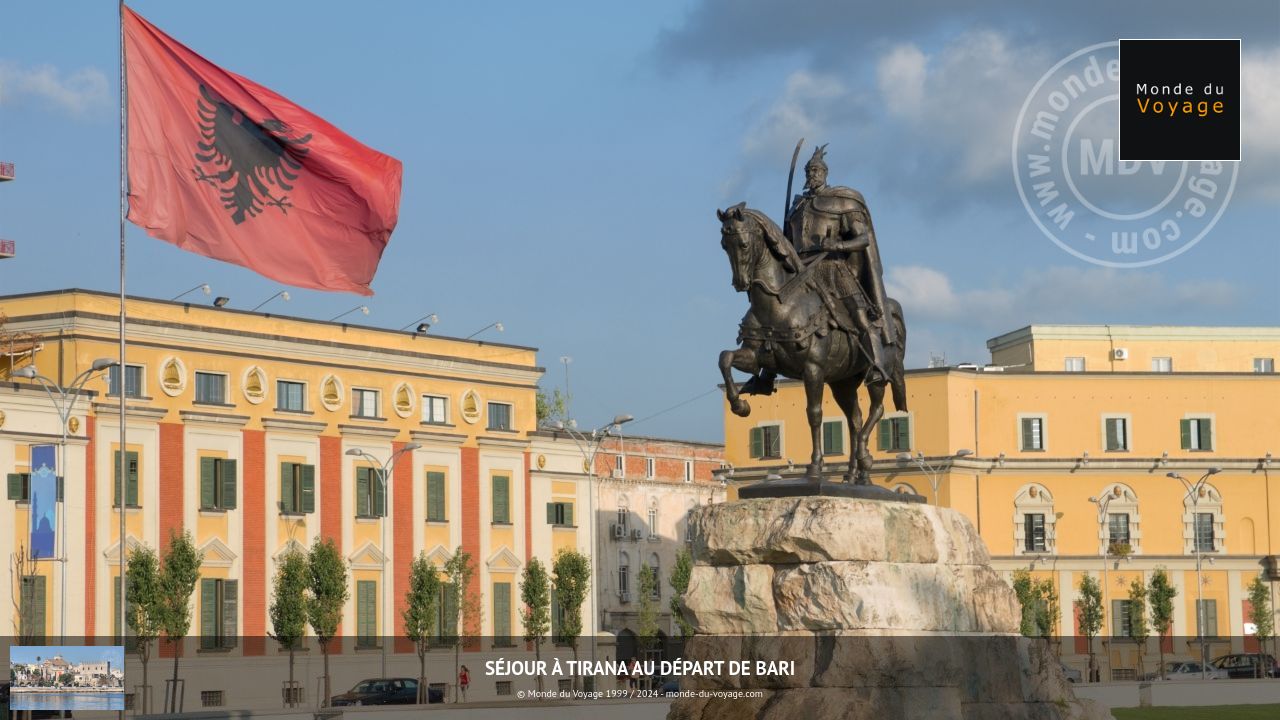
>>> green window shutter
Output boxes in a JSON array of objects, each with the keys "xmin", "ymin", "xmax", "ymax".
[
  {"xmin": 201, "ymin": 579, "xmax": 218, "ymax": 650},
  {"xmin": 550, "ymin": 586, "xmax": 561, "ymax": 642},
  {"xmin": 1106, "ymin": 419, "xmax": 1119, "ymax": 451},
  {"xmin": 126, "ymin": 451, "xmax": 139, "ymax": 506},
  {"xmin": 56, "ymin": 476, "xmax": 63, "ymax": 502},
  {"xmin": 371, "ymin": 469, "xmax": 386, "ymax": 518},
  {"xmin": 749, "ymin": 427, "xmax": 763, "ymax": 459},
  {"xmin": 113, "ymin": 451, "xmax": 122, "ymax": 506},
  {"xmin": 222, "ymin": 459, "xmax": 238, "ymax": 510},
  {"xmin": 300, "ymin": 465, "xmax": 316, "ymax": 513},
  {"xmin": 200, "ymin": 458, "xmax": 217, "ymax": 509},
  {"xmin": 1021, "ymin": 419, "xmax": 1034, "ymax": 450},
  {"xmin": 894, "ymin": 418, "xmax": 910, "ymax": 451},
  {"xmin": 1180, "ymin": 419, "xmax": 1192, "ymax": 450},
  {"xmin": 494, "ymin": 582, "xmax": 511, "ymax": 644},
  {"xmin": 280, "ymin": 463, "xmax": 294, "ymax": 513},
  {"xmin": 823, "ymin": 421, "xmax": 843, "ymax": 455},
  {"xmin": 356, "ymin": 467, "xmax": 371, "ymax": 517},
  {"xmin": 222, "ymin": 580, "xmax": 238, "ymax": 648},
  {"xmin": 21, "ymin": 575, "xmax": 46, "ymax": 642},
  {"xmin": 493, "ymin": 475, "xmax": 509, "ymax": 523},
  {"xmin": 546, "ymin": 502, "xmax": 555, "ymax": 525},
  {"xmin": 357, "ymin": 580, "xmax": 376, "ymax": 645},
  {"xmin": 443, "ymin": 583, "xmax": 458, "ymax": 639},
  {"xmin": 1198, "ymin": 419, "xmax": 1212, "ymax": 451},
  {"xmin": 8, "ymin": 473, "xmax": 22, "ymax": 500},
  {"xmin": 877, "ymin": 420, "xmax": 890, "ymax": 451},
  {"xmin": 565, "ymin": 502, "xmax": 574, "ymax": 527},
  {"xmin": 427, "ymin": 472, "xmax": 445, "ymax": 521}
]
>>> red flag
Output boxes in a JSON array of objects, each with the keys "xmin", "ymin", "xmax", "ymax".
[{"xmin": 123, "ymin": 6, "xmax": 402, "ymax": 296}]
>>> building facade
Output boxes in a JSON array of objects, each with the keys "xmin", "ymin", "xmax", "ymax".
[
  {"xmin": 0, "ymin": 289, "xmax": 597, "ymax": 706},
  {"xmin": 724, "ymin": 325, "xmax": 1280, "ymax": 680}
]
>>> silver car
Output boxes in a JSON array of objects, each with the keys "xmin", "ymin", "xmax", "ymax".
[{"xmin": 1145, "ymin": 661, "xmax": 1229, "ymax": 681}]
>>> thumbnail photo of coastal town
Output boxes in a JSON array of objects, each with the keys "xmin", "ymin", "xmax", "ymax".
[{"xmin": 8, "ymin": 646, "xmax": 125, "ymax": 712}]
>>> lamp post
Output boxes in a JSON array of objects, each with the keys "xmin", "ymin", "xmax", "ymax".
[
  {"xmin": 540, "ymin": 413, "xmax": 633, "ymax": 678},
  {"xmin": 465, "ymin": 322, "xmax": 504, "ymax": 340},
  {"xmin": 250, "ymin": 290, "xmax": 290, "ymax": 312},
  {"xmin": 14, "ymin": 358, "xmax": 117, "ymax": 644},
  {"xmin": 1088, "ymin": 493, "xmax": 1116, "ymax": 683},
  {"xmin": 1167, "ymin": 467, "xmax": 1222, "ymax": 678},
  {"xmin": 345, "ymin": 442, "xmax": 422, "ymax": 677},
  {"xmin": 895, "ymin": 449, "xmax": 973, "ymax": 504}
]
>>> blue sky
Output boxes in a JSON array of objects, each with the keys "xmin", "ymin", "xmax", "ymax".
[
  {"xmin": 11, "ymin": 645, "xmax": 124, "ymax": 667},
  {"xmin": 0, "ymin": 1, "xmax": 1276, "ymax": 442}
]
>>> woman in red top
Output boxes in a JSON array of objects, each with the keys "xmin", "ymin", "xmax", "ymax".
[{"xmin": 458, "ymin": 665, "xmax": 470, "ymax": 703}]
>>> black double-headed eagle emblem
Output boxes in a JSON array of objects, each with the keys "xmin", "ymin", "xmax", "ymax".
[{"xmin": 192, "ymin": 84, "xmax": 312, "ymax": 224}]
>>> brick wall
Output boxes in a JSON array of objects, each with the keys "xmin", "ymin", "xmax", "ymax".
[{"xmin": 158, "ymin": 423, "xmax": 185, "ymax": 550}]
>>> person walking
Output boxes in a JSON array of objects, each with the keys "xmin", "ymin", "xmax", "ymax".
[{"xmin": 458, "ymin": 665, "xmax": 470, "ymax": 703}]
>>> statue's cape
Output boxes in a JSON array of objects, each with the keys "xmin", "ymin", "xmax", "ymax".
[{"xmin": 810, "ymin": 186, "xmax": 867, "ymax": 215}]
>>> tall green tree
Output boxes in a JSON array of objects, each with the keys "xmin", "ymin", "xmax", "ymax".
[
  {"xmin": 535, "ymin": 387, "xmax": 570, "ymax": 423},
  {"xmin": 552, "ymin": 549, "xmax": 591, "ymax": 691},
  {"xmin": 1247, "ymin": 575, "xmax": 1275, "ymax": 677},
  {"xmin": 520, "ymin": 557, "xmax": 551, "ymax": 693},
  {"xmin": 306, "ymin": 538, "xmax": 349, "ymax": 707},
  {"xmin": 159, "ymin": 530, "xmax": 203, "ymax": 713},
  {"xmin": 1147, "ymin": 568, "xmax": 1177, "ymax": 679},
  {"xmin": 1012, "ymin": 569, "xmax": 1055, "ymax": 639},
  {"xmin": 269, "ymin": 548, "xmax": 309, "ymax": 705},
  {"xmin": 669, "ymin": 548, "xmax": 695, "ymax": 637},
  {"xmin": 125, "ymin": 544, "xmax": 164, "ymax": 713},
  {"xmin": 443, "ymin": 546, "xmax": 481, "ymax": 702},
  {"xmin": 1077, "ymin": 574, "xmax": 1104, "ymax": 682},
  {"xmin": 1126, "ymin": 577, "xmax": 1149, "ymax": 679},
  {"xmin": 403, "ymin": 552, "xmax": 441, "ymax": 702}
]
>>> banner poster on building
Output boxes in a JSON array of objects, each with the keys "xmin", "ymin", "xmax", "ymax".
[{"xmin": 29, "ymin": 444, "xmax": 56, "ymax": 559}]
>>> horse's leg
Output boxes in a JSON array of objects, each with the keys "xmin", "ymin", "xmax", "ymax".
[
  {"xmin": 719, "ymin": 347, "xmax": 758, "ymax": 418},
  {"xmin": 828, "ymin": 377, "xmax": 860, "ymax": 484},
  {"xmin": 858, "ymin": 381, "xmax": 887, "ymax": 485},
  {"xmin": 802, "ymin": 363, "xmax": 825, "ymax": 482}
]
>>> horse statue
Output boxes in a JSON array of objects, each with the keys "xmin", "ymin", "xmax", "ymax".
[{"xmin": 716, "ymin": 202, "xmax": 907, "ymax": 486}]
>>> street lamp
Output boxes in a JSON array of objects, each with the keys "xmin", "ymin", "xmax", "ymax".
[
  {"xmin": 894, "ymin": 449, "xmax": 973, "ymax": 505},
  {"xmin": 170, "ymin": 284, "xmax": 210, "ymax": 302},
  {"xmin": 1087, "ymin": 494, "xmax": 1115, "ymax": 683},
  {"xmin": 1167, "ymin": 467, "xmax": 1222, "ymax": 677},
  {"xmin": 399, "ymin": 314, "xmax": 439, "ymax": 333},
  {"xmin": 465, "ymin": 322, "xmax": 503, "ymax": 340},
  {"xmin": 345, "ymin": 442, "xmax": 422, "ymax": 677},
  {"xmin": 539, "ymin": 413, "xmax": 633, "ymax": 680},
  {"xmin": 250, "ymin": 290, "xmax": 290, "ymax": 312},
  {"xmin": 14, "ymin": 358, "xmax": 117, "ymax": 643},
  {"xmin": 330, "ymin": 305, "xmax": 370, "ymax": 323}
]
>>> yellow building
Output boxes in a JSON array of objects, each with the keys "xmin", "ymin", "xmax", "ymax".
[
  {"xmin": 0, "ymin": 288, "xmax": 595, "ymax": 705},
  {"xmin": 724, "ymin": 325, "xmax": 1280, "ymax": 679}
]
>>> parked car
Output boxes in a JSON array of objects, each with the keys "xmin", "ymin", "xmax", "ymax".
[
  {"xmin": 1211, "ymin": 653, "xmax": 1280, "ymax": 679},
  {"xmin": 329, "ymin": 678, "xmax": 441, "ymax": 706},
  {"xmin": 1143, "ymin": 661, "xmax": 1229, "ymax": 681},
  {"xmin": 1058, "ymin": 662, "xmax": 1082, "ymax": 683}
]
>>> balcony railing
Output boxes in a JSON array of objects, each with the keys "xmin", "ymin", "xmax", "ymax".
[{"xmin": 0, "ymin": 161, "xmax": 13, "ymax": 180}]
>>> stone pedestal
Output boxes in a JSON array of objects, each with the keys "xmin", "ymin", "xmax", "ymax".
[{"xmin": 668, "ymin": 497, "xmax": 1112, "ymax": 720}]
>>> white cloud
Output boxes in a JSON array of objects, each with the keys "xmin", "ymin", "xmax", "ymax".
[
  {"xmin": 0, "ymin": 62, "xmax": 109, "ymax": 116},
  {"xmin": 877, "ymin": 45, "xmax": 927, "ymax": 117},
  {"xmin": 1240, "ymin": 48, "xmax": 1280, "ymax": 200}
]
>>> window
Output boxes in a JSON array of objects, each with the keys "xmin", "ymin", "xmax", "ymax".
[
  {"xmin": 1064, "ymin": 357, "xmax": 1085, "ymax": 372},
  {"xmin": 495, "ymin": 681, "xmax": 513, "ymax": 696},
  {"xmin": 493, "ymin": 582, "xmax": 512, "ymax": 646},
  {"xmin": 1194, "ymin": 513, "xmax": 1215, "ymax": 552},
  {"xmin": 200, "ymin": 691, "xmax": 225, "ymax": 707},
  {"xmin": 279, "ymin": 462, "xmax": 316, "ymax": 514},
  {"xmin": 352, "ymin": 389, "xmax": 379, "ymax": 418},
  {"xmin": 113, "ymin": 450, "xmax": 140, "ymax": 508},
  {"xmin": 426, "ymin": 471, "xmax": 446, "ymax": 522},
  {"xmin": 618, "ymin": 564, "xmax": 630, "ymax": 599},
  {"xmin": 7, "ymin": 472, "xmax": 31, "ymax": 502},
  {"xmin": 1020, "ymin": 417, "xmax": 1045, "ymax": 451},
  {"xmin": 20, "ymin": 575, "xmax": 45, "ymax": 642},
  {"xmin": 356, "ymin": 580, "xmax": 377, "ymax": 648},
  {"xmin": 547, "ymin": 501, "xmax": 573, "ymax": 526},
  {"xmin": 822, "ymin": 420, "xmax": 844, "ymax": 455},
  {"xmin": 616, "ymin": 507, "xmax": 628, "ymax": 534},
  {"xmin": 492, "ymin": 475, "xmax": 510, "ymax": 523},
  {"xmin": 1255, "ymin": 358, "xmax": 1274, "ymax": 373},
  {"xmin": 194, "ymin": 372, "xmax": 226, "ymax": 404},
  {"xmin": 422, "ymin": 395, "xmax": 449, "ymax": 424},
  {"xmin": 355, "ymin": 466, "xmax": 385, "ymax": 519},
  {"xmin": 199, "ymin": 457, "xmax": 238, "ymax": 511},
  {"xmin": 648, "ymin": 507, "xmax": 658, "ymax": 538},
  {"xmin": 1180, "ymin": 418, "xmax": 1213, "ymax": 451},
  {"xmin": 107, "ymin": 364, "xmax": 144, "ymax": 398},
  {"xmin": 200, "ymin": 578, "xmax": 238, "ymax": 649},
  {"xmin": 749, "ymin": 425, "xmax": 782, "ymax": 459},
  {"xmin": 684, "ymin": 460, "xmax": 693, "ymax": 482},
  {"xmin": 649, "ymin": 557, "xmax": 661, "ymax": 600},
  {"xmin": 877, "ymin": 416, "xmax": 911, "ymax": 452},
  {"xmin": 487, "ymin": 402, "xmax": 512, "ymax": 431},
  {"xmin": 276, "ymin": 380, "xmax": 305, "ymax": 411},
  {"xmin": 1151, "ymin": 357, "xmax": 1172, "ymax": 373},
  {"xmin": 645, "ymin": 457, "xmax": 655, "ymax": 478},
  {"xmin": 435, "ymin": 583, "xmax": 458, "ymax": 645},
  {"xmin": 1108, "ymin": 513, "xmax": 1131, "ymax": 547},
  {"xmin": 1104, "ymin": 417, "xmax": 1129, "ymax": 451},
  {"xmin": 1196, "ymin": 599, "xmax": 1218, "ymax": 637},
  {"xmin": 1111, "ymin": 599, "xmax": 1132, "ymax": 637},
  {"xmin": 615, "ymin": 454, "xmax": 624, "ymax": 474},
  {"xmin": 1023, "ymin": 514, "xmax": 1046, "ymax": 552}
]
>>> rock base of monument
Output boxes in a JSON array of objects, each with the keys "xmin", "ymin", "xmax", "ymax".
[{"xmin": 668, "ymin": 496, "xmax": 1112, "ymax": 720}]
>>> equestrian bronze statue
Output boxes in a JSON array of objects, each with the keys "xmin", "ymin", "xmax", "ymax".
[{"xmin": 718, "ymin": 144, "xmax": 910, "ymax": 496}]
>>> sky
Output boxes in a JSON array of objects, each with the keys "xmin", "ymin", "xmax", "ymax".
[
  {"xmin": 11, "ymin": 645, "xmax": 124, "ymax": 667},
  {"xmin": 0, "ymin": 1, "xmax": 1276, "ymax": 443}
]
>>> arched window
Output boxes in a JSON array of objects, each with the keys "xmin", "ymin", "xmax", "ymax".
[
  {"xmin": 647, "ymin": 497, "xmax": 658, "ymax": 540},
  {"xmin": 1183, "ymin": 482, "xmax": 1224, "ymax": 554},
  {"xmin": 616, "ymin": 494, "xmax": 630, "ymax": 537},
  {"xmin": 1095, "ymin": 483, "xmax": 1141, "ymax": 555},
  {"xmin": 1013, "ymin": 483, "xmax": 1056, "ymax": 555},
  {"xmin": 648, "ymin": 552, "xmax": 661, "ymax": 600},
  {"xmin": 618, "ymin": 550, "xmax": 631, "ymax": 601}
]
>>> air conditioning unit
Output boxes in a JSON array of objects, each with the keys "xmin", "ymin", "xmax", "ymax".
[
  {"xmin": 631, "ymin": 529, "xmax": 643, "ymax": 541},
  {"xmin": 612, "ymin": 469, "xmax": 626, "ymax": 479},
  {"xmin": 1112, "ymin": 348, "xmax": 1129, "ymax": 361},
  {"xmin": 619, "ymin": 590, "xmax": 631, "ymax": 603},
  {"xmin": 612, "ymin": 524, "xmax": 625, "ymax": 540}
]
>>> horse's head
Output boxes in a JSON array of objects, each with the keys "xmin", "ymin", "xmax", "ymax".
[{"xmin": 717, "ymin": 202, "xmax": 759, "ymax": 292}]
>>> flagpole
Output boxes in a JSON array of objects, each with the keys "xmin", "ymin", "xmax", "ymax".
[{"xmin": 118, "ymin": 4, "xmax": 130, "ymax": 714}]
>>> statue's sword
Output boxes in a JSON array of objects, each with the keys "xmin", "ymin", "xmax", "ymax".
[{"xmin": 784, "ymin": 137, "xmax": 805, "ymax": 225}]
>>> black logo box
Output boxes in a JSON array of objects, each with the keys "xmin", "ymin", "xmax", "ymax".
[{"xmin": 1119, "ymin": 39, "xmax": 1241, "ymax": 162}]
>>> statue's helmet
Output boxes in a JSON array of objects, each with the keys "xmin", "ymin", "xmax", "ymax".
[{"xmin": 804, "ymin": 144, "xmax": 829, "ymax": 174}]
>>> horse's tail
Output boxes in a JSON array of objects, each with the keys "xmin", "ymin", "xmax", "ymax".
[{"xmin": 888, "ymin": 298, "xmax": 908, "ymax": 412}]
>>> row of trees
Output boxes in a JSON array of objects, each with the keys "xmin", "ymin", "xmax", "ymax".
[
  {"xmin": 122, "ymin": 530, "xmax": 203, "ymax": 714},
  {"xmin": 1014, "ymin": 568, "xmax": 1275, "ymax": 682}
]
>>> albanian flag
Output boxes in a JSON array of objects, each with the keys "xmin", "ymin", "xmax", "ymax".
[{"xmin": 124, "ymin": 6, "xmax": 402, "ymax": 296}]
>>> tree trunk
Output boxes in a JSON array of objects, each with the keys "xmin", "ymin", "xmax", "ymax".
[
  {"xmin": 141, "ymin": 653, "xmax": 150, "ymax": 714},
  {"xmin": 288, "ymin": 648, "xmax": 296, "ymax": 706},
  {"xmin": 321, "ymin": 638, "xmax": 332, "ymax": 707},
  {"xmin": 571, "ymin": 639, "xmax": 580, "ymax": 691},
  {"xmin": 418, "ymin": 648, "xmax": 427, "ymax": 703},
  {"xmin": 454, "ymin": 644, "xmax": 460, "ymax": 702},
  {"xmin": 535, "ymin": 638, "xmax": 543, "ymax": 692},
  {"xmin": 170, "ymin": 639, "xmax": 181, "ymax": 713},
  {"xmin": 1157, "ymin": 638, "xmax": 1165, "ymax": 680}
]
